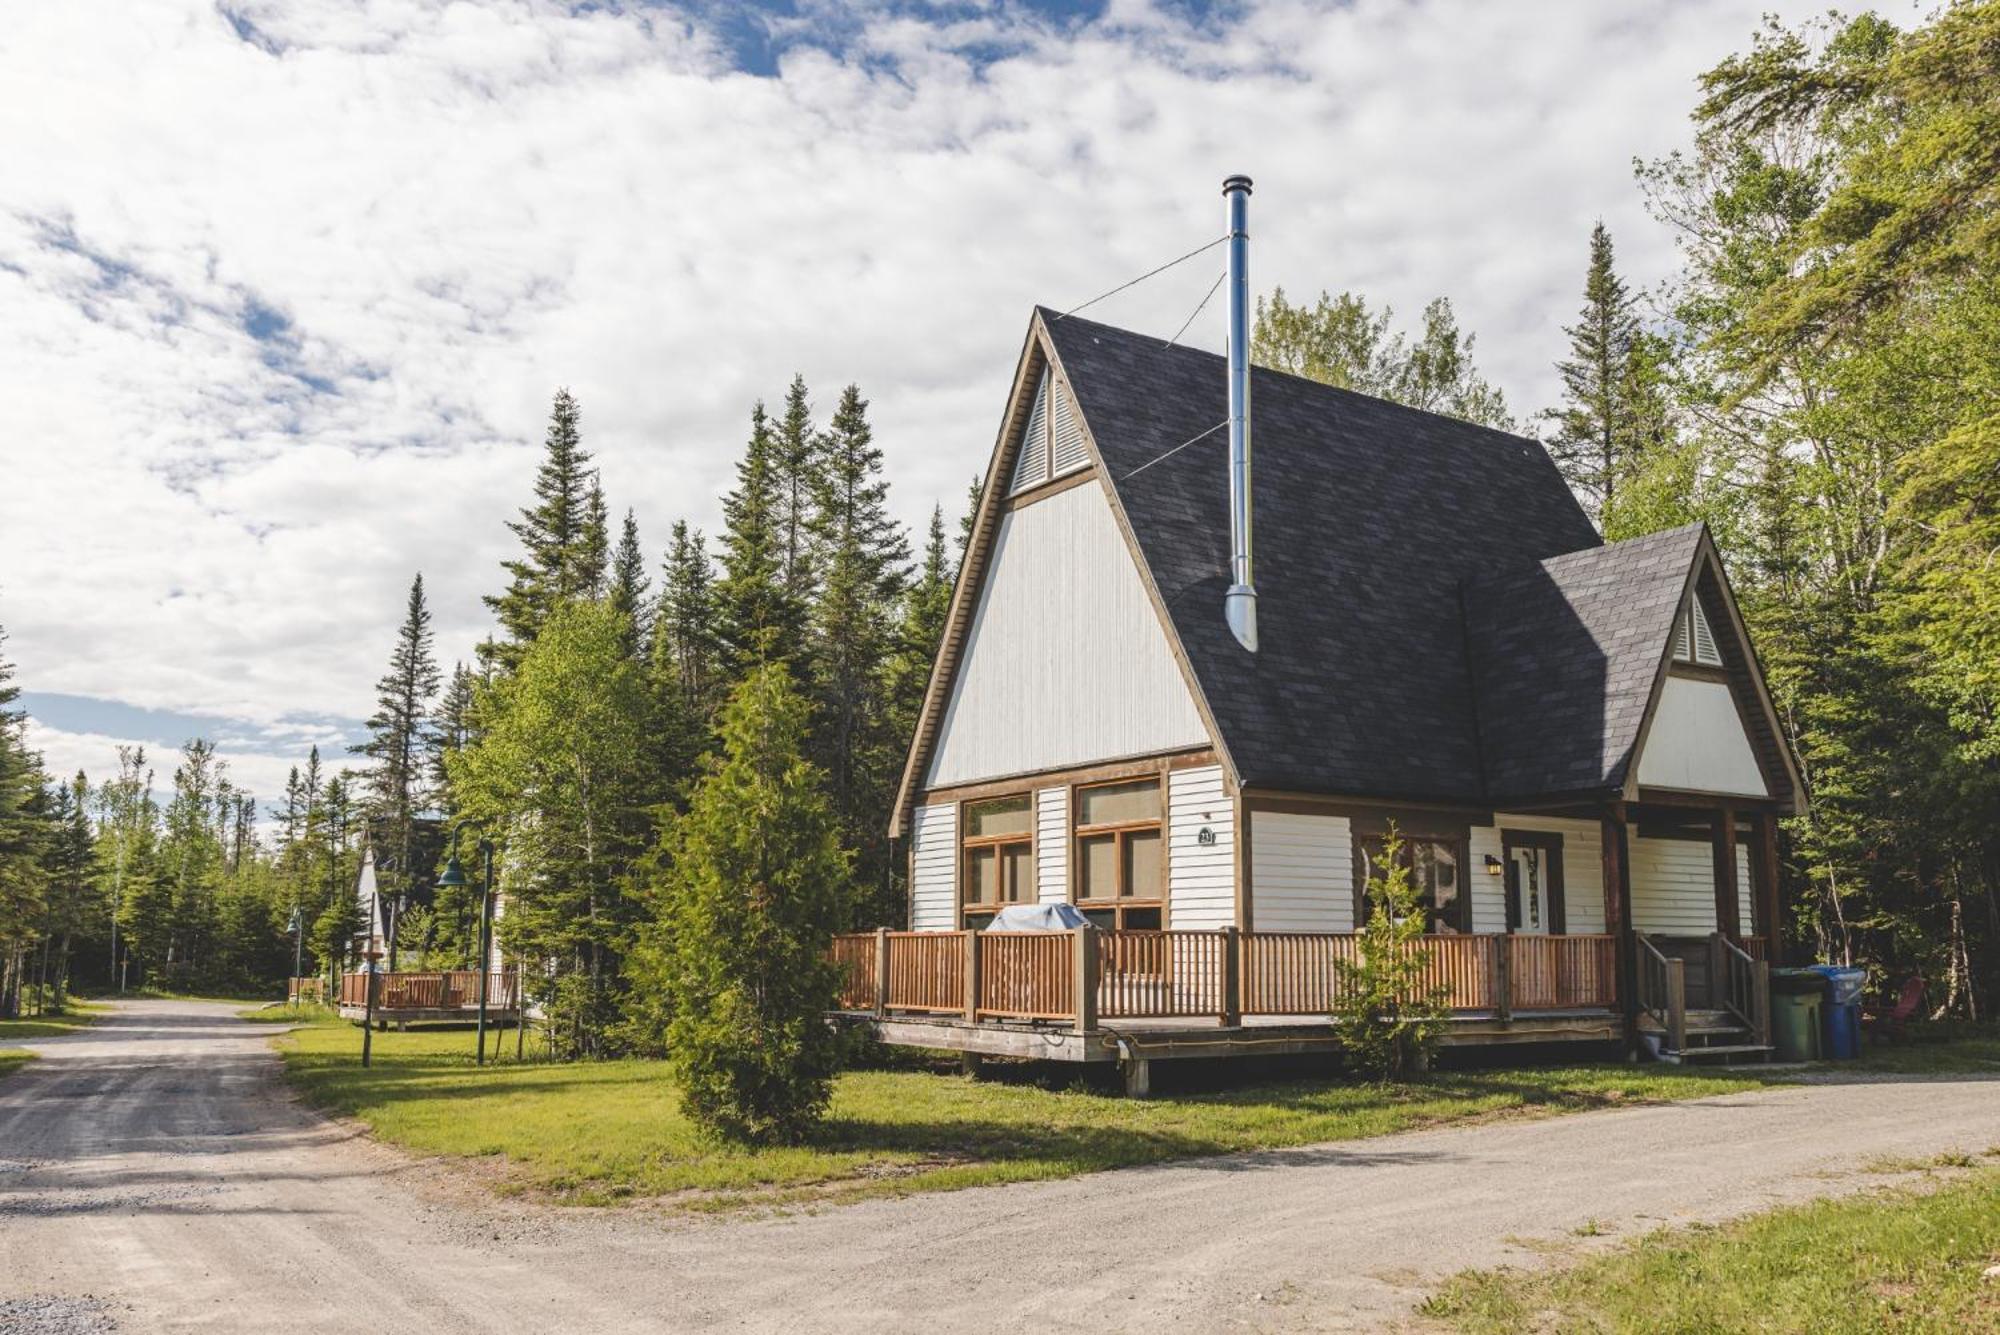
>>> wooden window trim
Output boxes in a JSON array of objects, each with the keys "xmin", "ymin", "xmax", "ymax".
[
  {"xmin": 1500, "ymin": 829, "xmax": 1566, "ymax": 935},
  {"xmin": 958, "ymin": 792, "xmax": 1034, "ymax": 926},
  {"xmin": 1070, "ymin": 776, "xmax": 1166, "ymax": 929}
]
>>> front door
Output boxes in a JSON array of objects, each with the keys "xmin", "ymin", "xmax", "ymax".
[{"xmin": 1503, "ymin": 831, "xmax": 1565, "ymax": 935}]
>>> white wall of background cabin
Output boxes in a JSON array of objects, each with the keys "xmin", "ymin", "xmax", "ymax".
[
  {"xmin": 1637, "ymin": 678, "xmax": 1769, "ymax": 798},
  {"xmin": 1629, "ymin": 837, "xmax": 1754, "ymax": 936},
  {"xmin": 1466, "ymin": 815, "xmax": 1607, "ymax": 935},
  {"xmin": 909, "ymin": 804, "xmax": 957, "ymax": 931},
  {"xmin": 1248, "ymin": 812, "xmax": 1353, "ymax": 931},
  {"xmin": 1167, "ymin": 766, "xmax": 1234, "ymax": 929},
  {"xmin": 1035, "ymin": 786, "xmax": 1068, "ymax": 904},
  {"xmin": 924, "ymin": 481, "xmax": 1208, "ymax": 789}
]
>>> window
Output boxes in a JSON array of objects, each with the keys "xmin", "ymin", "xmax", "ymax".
[
  {"xmin": 1672, "ymin": 598, "xmax": 1723, "ymax": 667},
  {"xmin": 1356, "ymin": 833, "xmax": 1469, "ymax": 934},
  {"xmin": 1072, "ymin": 778, "xmax": 1164, "ymax": 929},
  {"xmin": 1007, "ymin": 368, "xmax": 1090, "ymax": 495},
  {"xmin": 961, "ymin": 795, "xmax": 1033, "ymax": 928}
]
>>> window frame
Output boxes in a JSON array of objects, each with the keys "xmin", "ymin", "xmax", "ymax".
[
  {"xmin": 1351, "ymin": 824, "xmax": 1473, "ymax": 935},
  {"xmin": 1069, "ymin": 776, "xmax": 1166, "ymax": 930},
  {"xmin": 958, "ymin": 792, "xmax": 1035, "ymax": 928}
]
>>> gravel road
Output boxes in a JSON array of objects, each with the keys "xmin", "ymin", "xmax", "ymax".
[{"xmin": 2, "ymin": 999, "xmax": 1994, "ymax": 1333}]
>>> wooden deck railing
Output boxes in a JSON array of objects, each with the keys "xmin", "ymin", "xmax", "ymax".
[
  {"xmin": 836, "ymin": 929, "xmax": 1626, "ymax": 1028},
  {"xmin": 338, "ymin": 970, "xmax": 520, "ymax": 1010}
]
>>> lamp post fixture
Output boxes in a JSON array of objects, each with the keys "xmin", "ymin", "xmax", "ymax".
[
  {"xmin": 360, "ymin": 948, "xmax": 382, "ymax": 1068},
  {"xmin": 287, "ymin": 906, "xmax": 304, "ymax": 1004},
  {"xmin": 438, "ymin": 832, "xmax": 499, "ymax": 1066}
]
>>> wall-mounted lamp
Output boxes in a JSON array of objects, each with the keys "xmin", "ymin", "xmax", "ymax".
[{"xmin": 1483, "ymin": 855, "xmax": 1504, "ymax": 876}]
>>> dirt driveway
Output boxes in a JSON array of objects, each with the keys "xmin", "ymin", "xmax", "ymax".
[{"xmin": 2, "ymin": 999, "xmax": 1995, "ymax": 1333}]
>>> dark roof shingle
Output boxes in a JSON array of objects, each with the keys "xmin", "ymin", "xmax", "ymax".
[{"xmin": 1041, "ymin": 308, "xmax": 1643, "ymax": 804}]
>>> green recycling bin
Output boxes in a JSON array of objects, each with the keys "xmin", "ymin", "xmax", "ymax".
[{"xmin": 1770, "ymin": 968, "xmax": 1825, "ymax": 1061}]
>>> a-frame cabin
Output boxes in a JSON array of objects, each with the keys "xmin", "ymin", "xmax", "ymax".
[{"xmin": 842, "ymin": 194, "xmax": 1805, "ymax": 1086}]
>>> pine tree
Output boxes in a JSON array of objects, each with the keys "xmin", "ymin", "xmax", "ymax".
[
  {"xmin": 774, "ymin": 374, "xmax": 820, "ymax": 607},
  {"xmin": 578, "ymin": 477, "xmax": 611, "ymax": 600},
  {"xmin": 95, "ymin": 746, "xmax": 154, "ymax": 992},
  {"xmin": 355, "ymin": 574, "xmax": 441, "ymax": 967},
  {"xmin": 0, "ymin": 628, "xmax": 48, "ymax": 1016},
  {"xmin": 1542, "ymin": 222, "xmax": 1649, "ymax": 518},
  {"xmin": 656, "ymin": 521, "xmax": 720, "ymax": 721},
  {"xmin": 44, "ymin": 771, "xmax": 94, "ymax": 1007},
  {"xmin": 608, "ymin": 509, "xmax": 650, "ymax": 658},
  {"xmin": 482, "ymin": 388, "xmax": 596, "ymax": 672},
  {"xmin": 807, "ymin": 385, "xmax": 910, "ymax": 923},
  {"xmin": 957, "ymin": 474, "xmax": 982, "ymax": 564},
  {"xmin": 643, "ymin": 663, "xmax": 850, "ymax": 1143},
  {"xmin": 714, "ymin": 404, "xmax": 805, "ymax": 677},
  {"xmin": 888, "ymin": 505, "xmax": 952, "ymax": 735}
]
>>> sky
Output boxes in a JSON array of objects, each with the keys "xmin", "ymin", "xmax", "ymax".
[{"xmin": 0, "ymin": 0, "xmax": 1855, "ymax": 812}]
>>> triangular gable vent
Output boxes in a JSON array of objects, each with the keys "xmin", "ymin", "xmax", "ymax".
[
  {"xmin": 1008, "ymin": 366, "xmax": 1090, "ymax": 495},
  {"xmin": 1672, "ymin": 597, "xmax": 1723, "ymax": 668}
]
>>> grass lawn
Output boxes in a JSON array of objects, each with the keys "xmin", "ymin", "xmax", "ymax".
[
  {"xmin": 1425, "ymin": 1159, "xmax": 2000, "ymax": 1332},
  {"xmin": 237, "ymin": 1002, "xmax": 343, "ymax": 1024},
  {"xmin": 0, "ymin": 1049, "xmax": 34, "ymax": 1085},
  {"xmin": 1841, "ymin": 1024, "xmax": 2000, "ymax": 1076},
  {"xmin": 0, "ymin": 998, "xmax": 108, "ymax": 1042},
  {"xmin": 274, "ymin": 1023, "xmax": 1775, "ymax": 1211}
]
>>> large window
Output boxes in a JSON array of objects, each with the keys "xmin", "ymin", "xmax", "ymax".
[
  {"xmin": 1356, "ymin": 833, "xmax": 1468, "ymax": 934},
  {"xmin": 1072, "ymin": 778, "xmax": 1164, "ymax": 930},
  {"xmin": 961, "ymin": 795, "xmax": 1033, "ymax": 928}
]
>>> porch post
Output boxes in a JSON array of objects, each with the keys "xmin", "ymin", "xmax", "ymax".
[
  {"xmin": 1071, "ymin": 927, "xmax": 1097, "ymax": 1035},
  {"xmin": 1220, "ymin": 926, "xmax": 1241, "ymax": 1027},
  {"xmin": 1711, "ymin": 806, "xmax": 1740, "ymax": 941},
  {"xmin": 873, "ymin": 926, "xmax": 890, "ymax": 1018},
  {"xmin": 1600, "ymin": 803, "xmax": 1637, "ymax": 1050},
  {"xmin": 962, "ymin": 929, "xmax": 980, "ymax": 1024},
  {"xmin": 1754, "ymin": 813, "xmax": 1784, "ymax": 966}
]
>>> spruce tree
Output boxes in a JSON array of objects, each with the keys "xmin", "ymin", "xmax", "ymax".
[
  {"xmin": 888, "ymin": 505, "xmax": 952, "ymax": 736},
  {"xmin": 1542, "ymin": 222, "xmax": 1646, "ymax": 518},
  {"xmin": 578, "ymin": 477, "xmax": 611, "ymax": 600},
  {"xmin": 645, "ymin": 663, "xmax": 850, "ymax": 1144},
  {"xmin": 807, "ymin": 385, "xmax": 910, "ymax": 922},
  {"xmin": 608, "ymin": 509, "xmax": 650, "ymax": 658},
  {"xmin": 648, "ymin": 521, "xmax": 721, "ymax": 785},
  {"xmin": 355, "ymin": 574, "xmax": 441, "ymax": 967},
  {"xmin": 957, "ymin": 474, "xmax": 982, "ymax": 563},
  {"xmin": 714, "ymin": 404, "xmax": 805, "ymax": 677},
  {"xmin": 0, "ymin": 629, "xmax": 48, "ymax": 1016},
  {"xmin": 773, "ymin": 375, "xmax": 821, "ymax": 608},
  {"xmin": 482, "ymin": 388, "xmax": 595, "ymax": 672}
]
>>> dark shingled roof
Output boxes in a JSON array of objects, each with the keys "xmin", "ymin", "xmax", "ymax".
[
  {"xmin": 1462, "ymin": 525, "xmax": 1704, "ymax": 803},
  {"xmin": 1041, "ymin": 308, "xmax": 1682, "ymax": 805}
]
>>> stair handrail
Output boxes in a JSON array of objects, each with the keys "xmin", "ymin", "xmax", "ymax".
[
  {"xmin": 1636, "ymin": 933, "xmax": 1687, "ymax": 1054},
  {"xmin": 1715, "ymin": 932, "xmax": 1770, "ymax": 1047}
]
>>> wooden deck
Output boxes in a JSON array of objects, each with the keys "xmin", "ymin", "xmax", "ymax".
[
  {"xmin": 830, "ymin": 927, "xmax": 1664, "ymax": 1055},
  {"xmin": 335, "ymin": 969, "xmax": 523, "ymax": 1023}
]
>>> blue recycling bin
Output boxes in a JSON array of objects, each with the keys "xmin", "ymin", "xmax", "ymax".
[{"xmin": 1811, "ymin": 965, "xmax": 1866, "ymax": 1059}]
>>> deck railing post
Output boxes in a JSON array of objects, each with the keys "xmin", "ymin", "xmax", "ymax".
[
  {"xmin": 1220, "ymin": 926, "xmax": 1241, "ymax": 1027},
  {"xmin": 1753, "ymin": 958, "xmax": 1771, "ymax": 1048},
  {"xmin": 1666, "ymin": 958, "xmax": 1687, "ymax": 1055},
  {"xmin": 1494, "ymin": 935, "xmax": 1512, "ymax": 1023},
  {"xmin": 873, "ymin": 926, "xmax": 890, "ymax": 1018},
  {"xmin": 1071, "ymin": 928, "xmax": 1097, "ymax": 1035},
  {"xmin": 962, "ymin": 930, "xmax": 980, "ymax": 1023}
]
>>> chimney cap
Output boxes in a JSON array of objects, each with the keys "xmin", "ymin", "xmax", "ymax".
[{"xmin": 1222, "ymin": 174, "xmax": 1253, "ymax": 195}]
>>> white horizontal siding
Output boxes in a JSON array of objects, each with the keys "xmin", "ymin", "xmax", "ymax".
[
  {"xmin": 1036, "ymin": 786, "xmax": 1068, "ymax": 904},
  {"xmin": 925, "ymin": 482, "xmax": 1209, "ymax": 788},
  {"xmin": 1631, "ymin": 835, "xmax": 1757, "ymax": 936},
  {"xmin": 1467, "ymin": 826, "xmax": 1506, "ymax": 934},
  {"xmin": 1737, "ymin": 845, "xmax": 1753, "ymax": 936},
  {"xmin": 1167, "ymin": 766, "xmax": 1234, "ymax": 929},
  {"xmin": 910, "ymin": 804, "xmax": 957, "ymax": 931},
  {"xmin": 1469, "ymin": 815, "xmax": 1608, "ymax": 935},
  {"xmin": 1250, "ymin": 812, "xmax": 1352, "ymax": 932}
]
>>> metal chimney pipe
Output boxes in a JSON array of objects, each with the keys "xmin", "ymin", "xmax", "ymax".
[{"xmin": 1222, "ymin": 174, "xmax": 1258, "ymax": 653}]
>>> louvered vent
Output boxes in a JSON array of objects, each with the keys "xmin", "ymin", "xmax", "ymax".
[
  {"xmin": 1010, "ymin": 371, "xmax": 1049, "ymax": 494},
  {"xmin": 1050, "ymin": 381, "xmax": 1088, "ymax": 476},
  {"xmin": 1691, "ymin": 599, "xmax": 1722, "ymax": 666},
  {"xmin": 1672, "ymin": 610, "xmax": 1692, "ymax": 662}
]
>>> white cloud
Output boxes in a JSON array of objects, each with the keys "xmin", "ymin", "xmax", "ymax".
[{"xmin": 1, "ymin": 0, "xmax": 1836, "ymax": 752}]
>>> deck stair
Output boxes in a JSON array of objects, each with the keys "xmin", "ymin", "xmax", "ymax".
[
  {"xmin": 1636, "ymin": 933, "xmax": 1774, "ymax": 1065},
  {"xmin": 1640, "ymin": 1008, "xmax": 1773, "ymax": 1063}
]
